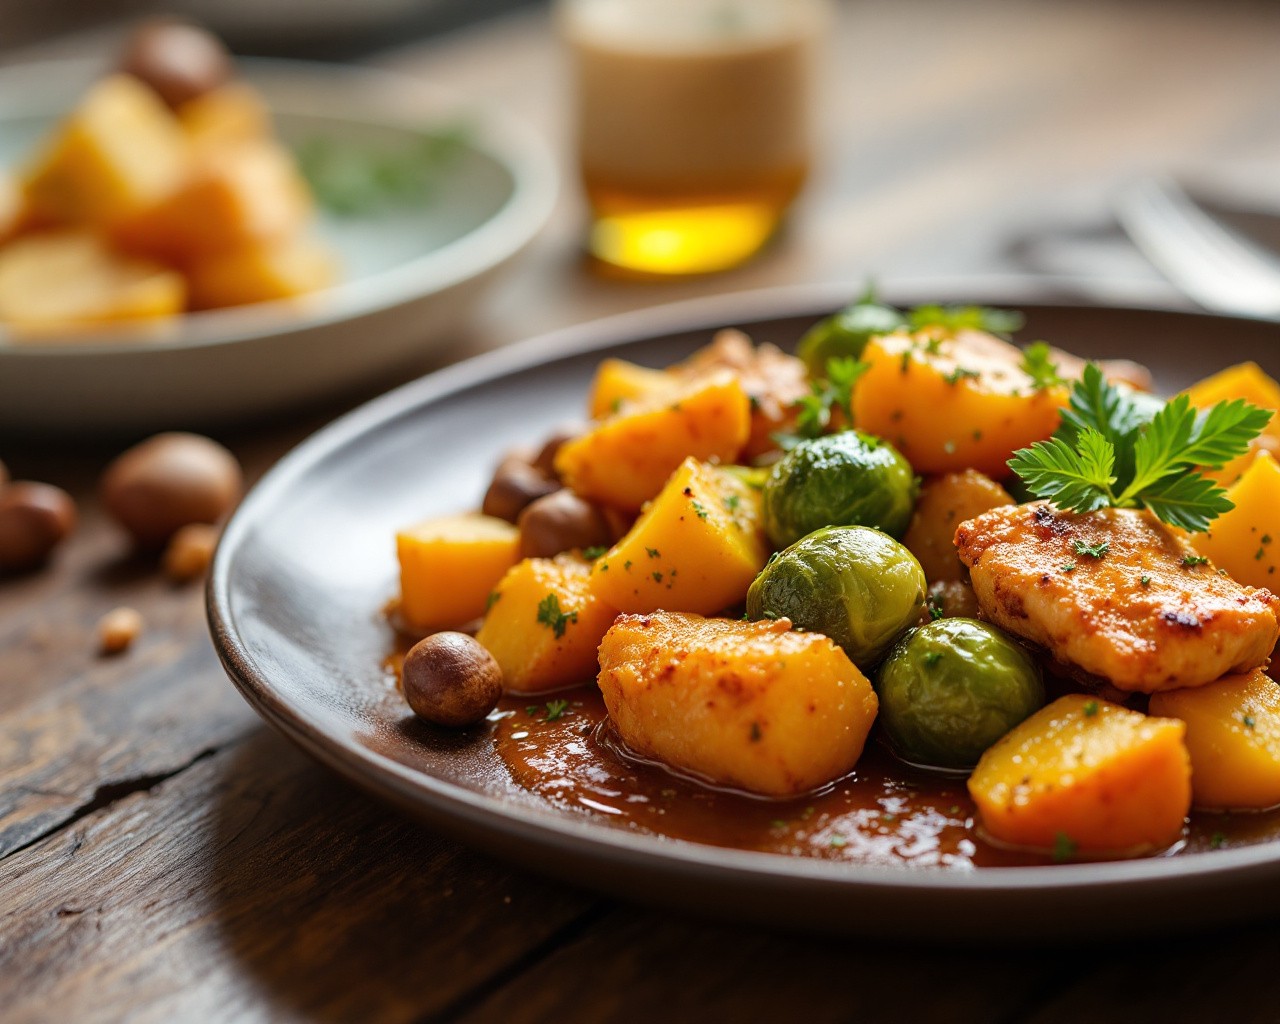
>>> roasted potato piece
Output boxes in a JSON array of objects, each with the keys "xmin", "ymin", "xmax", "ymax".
[
  {"xmin": 179, "ymin": 81, "xmax": 273, "ymax": 149},
  {"xmin": 1150, "ymin": 669, "xmax": 1280, "ymax": 811},
  {"xmin": 598, "ymin": 611, "xmax": 878, "ymax": 797},
  {"xmin": 1192, "ymin": 452, "xmax": 1280, "ymax": 589},
  {"xmin": 590, "ymin": 457, "xmax": 766, "ymax": 615},
  {"xmin": 114, "ymin": 141, "xmax": 312, "ymax": 263},
  {"xmin": 22, "ymin": 74, "xmax": 188, "ymax": 226},
  {"xmin": 396, "ymin": 514, "xmax": 520, "ymax": 633},
  {"xmin": 1184, "ymin": 362, "xmax": 1280, "ymax": 441},
  {"xmin": 476, "ymin": 555, "xmax": 619, "ymax": 694},
  {"xmin": 185, "ymin": 235, "xmax": 336, "ymax": 309},
  {"xmin": 555, "ymin": 370, "xmax": 751, "ymax": 510},
  {"xmin": 853, "ymin": 329, "xmax": 1068, "ymax": 476},
  {"xmin": 902, "ymin": 470, "xmax": 1013, "ymax": 582},
  {"xmin": 587, "ymin": 358, "xmax": 671, "ymax": 420},
  {"xmin": 968, "ymin": 695, "xmax": 1191, "ymax": 856},
  {"xmin": 0, "ymin": 231, "xmax": 184, "ymax": 329}
]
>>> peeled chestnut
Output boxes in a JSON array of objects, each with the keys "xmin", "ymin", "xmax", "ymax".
[
  {"xmin": 517, "ymin": 490, "xmax": 613, "ymax": 559},
  {"xmin": 482, "ymin": 455, "xmax": 559, "ymax": 524},
  {"xmin": 119, "ymin": 19, "xmax": 233, "ymax": 110},
  {"xmin": 531, "ymin": 425, "xmax": 585, "ymax": 480},
  {"xmin": 101, "ymin": 432, "xmax": 242, "ymax": 548},
  {"xmin": 0, "ymin": 481, "xmax": 77, "ymax": 573},
  {"xmin": 403, "ymin": 632, "xmax": 503, "ymax": 728}
]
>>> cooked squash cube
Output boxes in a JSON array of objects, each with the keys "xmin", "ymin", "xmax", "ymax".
[
  {"xmin": 0, "ymin": 231, "xmax": 184, "ymax": 329},
  {"xmin": 1184, "ymin": 362, "xmax": 1280, "ymax": 441},
  {"xmin": 22, "ymin": 74, "xmax": 188, "ymax": 226},
  {"xmin": 1192, "ymin": 452, "xmax": 1280, "ymax": 589},
  {"xmin": 598, "ymin": 611, "xmax": 878, "ymax": 796},
  {"xmin": 590, "ymin": 458, "xmax": 766, "ymax": 615},
  {"xmin": 555, "ymin": 370, "xmax": 750, "ymax": 510},
  {"xmin": 587, "ymin": 358, "xmax": 671, "ymax": 420},
  {"xmin": 186, "ymin": 235, "xmax": 336, "ymax": 309},
  {"xmin": 968, "ymin": 695, "xmax": 1191, "ymax": 856},
  {"xmin": 853, "ymin": 330, "xmax": 1068, "ymax": 476},
  {"xmin": 1150, "ymin": 669, "xmax": 1280, "ymax": 811},
  {"xmin": 396, "ymin": 514, "xmax": 519, "ymax": 632},
  {"xmin": 476, "ymin": 556, "xmax": 619, "ymax": 694},
  {"xmin": 179, "ymin": 81, "xmax": 273, "ymax": 149},
  {"xmin": 902, "ymin": 469, "xmax": 1013, "ymax": 583},
  {"xmin": 114, "ymin": 141, "xmax": 313, "ymax": 263}
]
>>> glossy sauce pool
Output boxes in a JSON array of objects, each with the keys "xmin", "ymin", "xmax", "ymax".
[{"xmin": 388, "ymin": 643, "xmax": 1280, "ymax": 867}]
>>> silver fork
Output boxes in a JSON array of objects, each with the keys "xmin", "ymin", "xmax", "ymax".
[{"xmin": 1115, "ymin": 176, "xmax": 1280, "ymax": 319}]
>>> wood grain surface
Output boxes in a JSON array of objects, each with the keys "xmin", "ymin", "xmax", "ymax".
[{"xmin": 6, "ymin": 2, "xmax": 1280, "ymax": 1021}]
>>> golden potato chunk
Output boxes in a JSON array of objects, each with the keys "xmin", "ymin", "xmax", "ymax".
[
  {"xmin": 587, "ymin": 358, "xmax": 670, "ymax": 420},
  {"xmin": 0, "ymin": 231, "xmax": 184, "ymax": 329},
  {"xmin": 902, "ymin": 470, "xmax": 1013, "ymax": 583},
  {"xmin": 186, "ymin": 235, "xmax": 336, "ymax": 309},
  {"xmin": 1150, "ymin": 669, "xmax": 1280, "ymax": 811},
  {"xmin": 957, "ymin": 504, "xmax": 1279, "ymax": 692},
  {"xmin": 23, "ymin": 74, "xmax": 188, "ymax": 226},
  {"xmin": 853, "ymin": 329, "xmax": 1068, "ymax": 476},
  {"xmin": 590, "ymin": 458, "xmax": 766, "ymax": 615},
  {"xmin": 396, "ymin": 513, "xmax": 519, "ymax": 633},
  {"xmin": 555, "ymin": 370, "xmax": 750, "ymax": 510},
  {"xmin": 1192, "ymin": 452, "xmax": 1280, "ymax": 590},
  {"xmin": 968, "ymin": 695, "xmax": 1191, "ymax": 856},
  {"xmin": 476, "ymin": 556, "xmax": 619, "ymax": 694},
  {"xmin": 597, "ymin": 611, "xmax": 878, "ymax": 797},
  {"xmin": 178, "ymin": 81, "xmax": 273, "ymax": 149}
]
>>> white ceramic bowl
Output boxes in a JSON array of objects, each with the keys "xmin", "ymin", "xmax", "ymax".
[{"xmin": 0, "ymin": 58, "xmax": 557, "ymax": 435}]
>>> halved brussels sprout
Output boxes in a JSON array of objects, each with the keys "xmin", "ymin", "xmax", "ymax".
[
  {"xmin": 876, "ymin": 618, "xmax": 1044, "ymax": 770},
  {"xmin": 797, "ymin": 299, "xmax": 905, "ymax": 377},
  {"xmin": 763, "ymin": 431, "xmax": 916, "ymax": 549},
  {"xmin": 747, "ymin": 525, "xmax": 926, "ymax": 666}
]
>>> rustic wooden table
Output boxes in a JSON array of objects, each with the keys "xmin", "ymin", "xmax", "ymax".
[{"xmin": 6, "ymin": 2, "xmax": 1280, "ymax": 1021}]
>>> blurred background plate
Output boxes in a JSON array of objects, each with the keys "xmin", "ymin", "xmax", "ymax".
[{"xmin": 0, "ymin": 57, "xmax": 557, "ymax": 436}]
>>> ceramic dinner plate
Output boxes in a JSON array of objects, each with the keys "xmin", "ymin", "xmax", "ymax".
[
  {"xmin": 209, "ymin": 280, "xmax": 1280, "ymax": 940},
  {"xmin": 0, "ymin": 57, "xmax": 556, "ymax": 434}
]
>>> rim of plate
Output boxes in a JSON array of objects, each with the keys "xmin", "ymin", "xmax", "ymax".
[
  {"xmin": 210, "ymin": 276, "xmax": 1280, "ymax": 900},
  {"xmin": 0, "ymin": 56, "xmax": 558, "ymax": 357}
]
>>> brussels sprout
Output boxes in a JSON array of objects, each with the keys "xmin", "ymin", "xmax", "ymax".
[
  {"xmin": 763, "ymin": 431, "xmax": 916, "ymax": 548},
  {"xmin": 797, "ymin": 300, "xmax": 905, "ymax": 377},
  {"xmin": 876, "ymin": 618, "xmax": 1044, "ymax": 770},
  {"xmin": 747, "ymin": 525, "xmax": 926, "ymax": 666}
]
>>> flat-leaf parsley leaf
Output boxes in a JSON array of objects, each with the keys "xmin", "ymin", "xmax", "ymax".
[{"xmin": 536, "ymin": 594, "xmax": 577, "ymax": 638}]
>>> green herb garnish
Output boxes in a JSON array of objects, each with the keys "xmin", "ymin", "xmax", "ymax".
[
  {"xmin": 544, "ymin": 699, "xmax": 570, "ymax": 721},
  {"xmin": 295, "ymin": 124, "xmax": 470, "ymax": 216},
  {"xmin": 1084, "ymin": 700, "xmax": 1099, "ymax": 717},
  {"xmin": 536, "ymin": 594, "xmax": 577, "ymax": 639},
  {"xmin": 581, "ymin": 545, "xmax": 607, "ymax": 561},
  {"xmin": 1182, "ymin": 554, "xmax": 1210, "ymax": 567},
  {"xmin": 1052, "ymin": 832, "xmax": 1078, "ymax": 863},
  {"xmin": 943, "ymin": 366, "xmax": 980, "ymax": 386},
  {"xmin": 906, "ymin": 304, "xmax": 1024, "ymax": 336},
  {"xmin": 1008, "ymin": 365, "xmax": 1269, "ymax": 532},
  {"xmin": 781, "ymin": 355, "xmax": 870, "ymax": 446},
  {"xmin": 1073, "ymin": 540, "xmax": 1109, "ymax": 559},
  {"xmin": 1019, "ymin": 341, "xmax": 1066, "ymax": 390}
]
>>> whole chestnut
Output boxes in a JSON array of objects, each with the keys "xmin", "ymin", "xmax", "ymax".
[
  {"xmin": 0, "ymin": 481, "xmax": 77, "ymax": 573},
  {"xmin": 482, "ymin": 455, "xmax": 559, "ymax": 524},
  {"xmin": 517, "ymin": 490, "xmax": 613, "ymax": 559},
  {"xmin": 403, "ymin": 632, "xmax": 503, "ymax": 727},
  {"xmin": 532, "ymin": 425, "xmax": 585, "ymax": 480},
  {"xmin": 119, "ymin": 19, "xmax": 233, "ymax": 110},
  {"xmin": 101, "ymin": 432, "xmax": 242, "ymax": 548}
]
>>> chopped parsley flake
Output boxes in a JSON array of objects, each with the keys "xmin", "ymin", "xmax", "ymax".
[
  {"xmin": 1243, "ymin": 714, "xmax": 1257, "ymax": 730},
  {"xmin": 544, "ymin": 699, "xmax": 570, "ymax": 721},
  {"xmin": 1019, "ymin": 341, "xmax": 1066, "ymax": 390},
  {"xmin": 1052, "ymin": 832, "xmax": 1078, "ymax": 863},
  {"xmin": 652, "ymin": 571, "xmax": 664, "ymax": 583},
  {"xmin": 922, "ymin": 651, "xmax": 942, "ymax": 668},
  {"xmin": 582, "ymin": 545, "xmax": 607, "ymax": 561},
  {"xmin": 536, "ymin": 593, "xmax": 577, "ymax": 638},
  {"xmin": 485, "ymin": 591, "xmax": 502, "ymax": 611},
  {"xmin": 1182, "ymin": 555, "xmax": 1210, "ymax": 567},
  {"xmin": 927, "ymin": 595, "xmax": 944, "ymax": 620},
  {"xmin": 1084, "ymin": 700, "xmax": 1099, "ymax": 717},
  {"xmin": 1060, "ymin": 561, "xmax": 1077, "ymax": 572},
  {"xmin": 691, "ymin": 501, "xmax": 709, "ymax": 520},
  {"xmin": 1073, "ymin": 540, "xmax": 1109, "ymax": 559},
  {"xmin": 1211, "ymin": 832, "xmax": 1227, "ymax": 849},
  {"xmin": 1140, "ymin": 575, "xmax": 1152, "ymax": 586},
  {"xmin": 724, "ymin": 495, "xmax": 741, "ymax": 512},
  {"xmin": 943, "ymin": 366, "xmax": 980, "ymax": 385},
  {"xmin": 645, "ymin": 547, "xmax": 661, "ymax": 559}
]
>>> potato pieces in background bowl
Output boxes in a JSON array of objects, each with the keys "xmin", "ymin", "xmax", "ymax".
[{"xmin": 1, "ymin": 25, "xmax": 335, "ymax": 337}]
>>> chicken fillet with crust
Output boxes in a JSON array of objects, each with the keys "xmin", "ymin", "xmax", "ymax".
[{"xmin": 955, "ymin": 504, "xmax": 1278, "ymax": 692}]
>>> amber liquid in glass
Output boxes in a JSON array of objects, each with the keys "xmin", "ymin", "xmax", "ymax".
[{"xmin": 561, "ymin": 0, "xmax": 826, "ymax": 275}]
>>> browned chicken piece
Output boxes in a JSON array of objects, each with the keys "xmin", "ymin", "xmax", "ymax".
[{"xmin": 956, "ymin": 503, "xmax": 1279, "ymax": 692}]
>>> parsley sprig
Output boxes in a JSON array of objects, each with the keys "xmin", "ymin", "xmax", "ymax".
[
  {"xmin": 536, "ymin": 594, "xmax": 577, "ymax": 639},
  {"xmin": 779, "ymin": 355, "xmax": 869, "ymax": 447},
  {"xmin": 1019, "ymin": 342, "xmax": 1066, "ymax": 390},
  {"xmin": 1008, "ymin": 365, "xmax": 1269, "ymax": 532}
]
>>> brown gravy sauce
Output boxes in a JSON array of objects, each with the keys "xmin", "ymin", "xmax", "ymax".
[{"xmin": 387, "ymin": 648, "xmax": 1280, "ymax": 867}]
